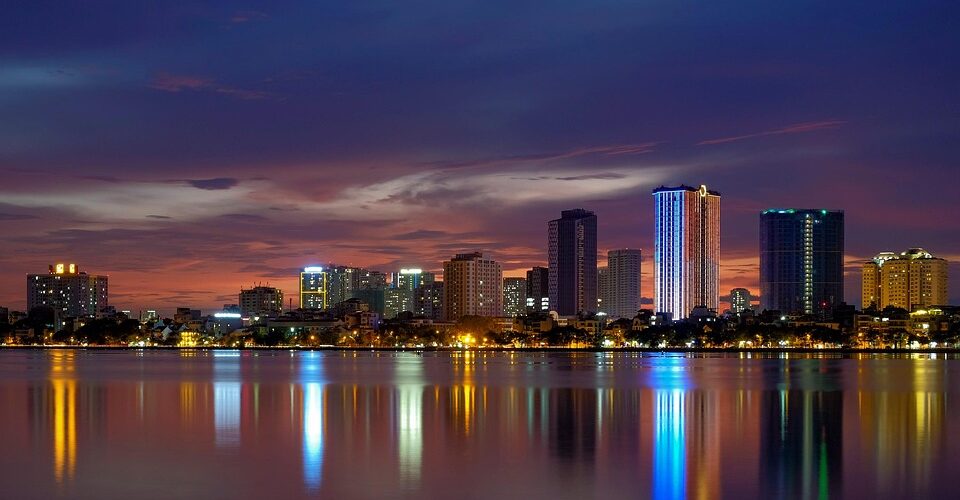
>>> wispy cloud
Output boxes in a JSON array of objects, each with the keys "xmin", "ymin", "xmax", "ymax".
[
  {"xmin": 697, "ymin": 120, "xmax": 845, "ymax": 145},
  {"xmin": 149, "ymin": 72, "xmax": 271, "ymax": 100},
  {"xmin": 424, "ymin": 143, "xmax": 658, "ymax": 170},
  {"xmin": 186, "ymin": 178, "xmax": 239, "ymax": 190}
]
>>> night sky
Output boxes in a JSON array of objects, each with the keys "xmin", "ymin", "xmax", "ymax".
[{"xmin": 2, "ymin": 1, "xmax": 958, "ymax": 314}]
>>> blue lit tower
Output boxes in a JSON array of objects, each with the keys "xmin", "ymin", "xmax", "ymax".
[
  {"xmin": 759, "ymin": 209, "xmax": 844, "ymax": 316},
  {"xmin": 548, "ymin": 209, "xmax": 598, "ymax": 315},
  {"xmin": 652, "ymin": 185, "xmax": 721, "ymax": 319}
]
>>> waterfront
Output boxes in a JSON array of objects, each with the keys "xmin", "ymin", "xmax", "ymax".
[{"xmin": 0, "ymin": 350, "xmax": 957, "ymax": 499}]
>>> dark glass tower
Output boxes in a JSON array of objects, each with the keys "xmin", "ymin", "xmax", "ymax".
[
  {"xmin": 526, "ymin": 266, "xmax": 550, "ymax": 312},
  {"xmin": 548, "ymin": 209, "xmax": 598, "ymax": 315},
  {"xmin": 760, "ymin": 209, "xmax": 844, "ymax": 315}
]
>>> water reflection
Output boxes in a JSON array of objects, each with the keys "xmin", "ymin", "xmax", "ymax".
[
  {"xmin": 213, "ymin": 351, "xmax": 242, "ymax": 448},
  {"xmin": 301, "ymin": 352, "xmax": 325, "ymax": 491},
  {"xmin": 396, "ymin": 358, "xmax": 424, "ymax": 488},
  {"xmin": 49, "ymin": 351, "xmax": 77, "ymax": 484},
  {"xmin": 1, "ymin": 352, "xmax": 958, "ymax": 499}
]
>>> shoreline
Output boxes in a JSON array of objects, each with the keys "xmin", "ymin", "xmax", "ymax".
[{"xmin": 2, "ymin": 345, "xmax": 959, "ymax": 355}]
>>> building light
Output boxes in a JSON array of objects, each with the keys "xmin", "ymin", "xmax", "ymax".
[{"xmin": 303, "ymin": 266, "xmax": 324, "ymax": 273}]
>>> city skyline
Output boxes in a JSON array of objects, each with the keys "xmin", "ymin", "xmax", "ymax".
[{"xmin": 1, "ymin": 2, "xmax": 958, "ymax": 313}]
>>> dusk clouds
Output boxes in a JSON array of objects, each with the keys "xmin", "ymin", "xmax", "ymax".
[{"xmin": 0, "ymin": 1, "xmax": 958, "ymax": 313}]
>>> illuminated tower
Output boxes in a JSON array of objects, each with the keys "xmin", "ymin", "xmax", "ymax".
[
  {"xmin": 759, "ymin": 209, "xmax": 844, "ymax": 316},
  {"xmin": 729, "ymin": 287, "xmax": 751, "ymax": 313},
  {"xmin": 27, "ymin": 263, "xmax": 109, "ymax": 328},
  {"xmin": 442, "ymin": 252, "xmax": 503, "ymax": 321},
  {"xmin": 299, "ymin": 266, "xmax": 328, "ymax": 309},
  {"xmin": 548, "ymin": 209, "xmax": 598, "ymax": 316},
  {"xmin": 652, "ymin": 185, "xmax": 720, "ymax": 319},
  {"xmin": 861, "ymin": 248, "xmax": 948, "ymax": 311},
  {"xmin": 503, "ymin": 277, "xmax": 527, "ymax": 317}
]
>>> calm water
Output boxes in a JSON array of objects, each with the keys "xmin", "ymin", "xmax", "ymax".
[{"xmin": 0, "ymin": 349, "xmax": 956, "ymax": 499}]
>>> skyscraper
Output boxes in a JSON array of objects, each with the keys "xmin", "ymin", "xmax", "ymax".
[
  {"xmin": 526, "ymin": 266, "xmax": 550, "ymax": 312},
  {"xmin": 600, "ymin": 249, "xmax": 642, "ymax": 319},
  {"xmin": 548, "ymin": 209, "xmax": 598, "ymax": 316},
  {"xmin": 415, "ymin": 282, "xmax": 444, "ymax": 320},
  {"xmin": 861, "ymin": 248, "xmax": 948, "ymax": 311},
  {"xmin": 729, "ymin": 288, "xmax": 751, "ymax": 313},
  {"xmin": 442, "ymin": 252, "xmax": 503, "ymax": 321},
  {"xmin": 391, "ymin": 269, "xmax": 435, "ymax": 291},
  {"xmin": 503, "ymin": 277, "xmax": 527, "ymax": 317},
  {"xmin": 300, "ymin": 266, "xmax": 328, "ymax": 309},
  {"xmin": 759, "ymin": 209, "xmax": 844, "ymax": 315},
  {"xmin": 239, "ymin": 286, "xmax": 283, "ymax": 317},
  {"xmin": 653, "ymin": 185, "xmax": 720, "ymax": 319},
  {"xmin": 27, "ymin": 263, "xmax": 108, "ymax": 327}
]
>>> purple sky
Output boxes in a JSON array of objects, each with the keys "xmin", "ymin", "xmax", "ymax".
[{"xmin": 1, "ymin": 1, "xmax": 958, "ymax": 314}]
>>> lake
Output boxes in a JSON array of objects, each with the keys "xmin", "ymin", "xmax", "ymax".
[{"xmin": 0, "ymin": 349, "xmax": 956, "ymax": 499}]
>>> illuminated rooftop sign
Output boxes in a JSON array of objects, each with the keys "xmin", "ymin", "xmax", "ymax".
[
  {"xmin": 399, "ymin": 268, "xmax": 423, "ymax": 274},
  {"xmin": 303, "ymin": 266, "xmax": 324, "ymax": 273},
  {"xmin": 49, "ymin": 263, "xmax": 78, "ymax": 275}
]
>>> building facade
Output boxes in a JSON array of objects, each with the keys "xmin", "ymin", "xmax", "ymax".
[
  {"xmin": 548, "ymin": 209, "xmax": 598, "ymax": 316},
  {"xmin": 729, "ymin": 288, "xmax": 751, "ymax": 313},
  {"xmin": 415, "ymin": 282, "xmax": 444, "ymax": 320},
  {"xmin": 653, "ymin": 185, "xmax": 721, "ymax": 319},
  {"xmin": 299, "ymin": 267, "xmax": 328, "ymax": 309},
  {"xmin": 239, "ymin": 286, "xmax": 283, "ymax": 317},
  {"xmin": 391, "ymin": 269, "xmax": 435, "ymax": 291},
  {"xmin": 442, "ymin": 252, "xmax": 503, "ymax": 321},
  {"xmin": 503, "ymin": 277, "xmax": 527, "ymax": 317},
  {"xmin": 526, "ymin": 266, "xmax": 550, "ymax": 312},
  {"xmin": 27, "ymin": 263, "xmax": 108, "ymax": 326},
  {"xmin": 600, "ymin": 249, "xmax": 642, "ymax": 319},
  {"xmin": 759, "ymin": 209, "xmax": 844, "ymax": 315},
  {"xmin": 862, "ymin": 248, "xmax": 949, "ymax": 311}
]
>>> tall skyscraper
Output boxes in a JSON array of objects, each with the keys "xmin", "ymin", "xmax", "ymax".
[
  {"xmin": 239, "ymin": 286, "xmax": 283, "ymax": 317},
  {"xmin": 27, "ymin": 263, "xmax": 108, "ymax": 327},
  {"xmin": 391, "ymin": 268, "xmax": 435, "ymax": 291},
  {"xmin": 548, "ymin": 209, "xmax": 598, "ymax": 316},
  {"xmin": 442, "ymin": 252, "xmax": 503, "ymax": 321},
  {"xmin": 652, "ymin": 185, "xmax": 720, "ymax": 319},
  {"xmin": 503, "ymin": 277, "xmax": 527, "ymax": 317},
  {"xmin": 729, "ymin": 288, "xmax": 751, "ymax": 313},
  {"xmin": 600, "ymin": 249, "xmax": 642, "ymax": 319},
  {"xmin": 415, "ymin": 282, "xmax": 444, "ymax": 320},
  {"xmin": 526, "ymin": 266, "xmax": 550, "ymax": 312},
  {"xmin": 299, "ymin": 266, "xmax": 328, "ymax": 309},
  {"xmin": 861, "ymin": 248, "xmax": 948, "ymax": 311},
  {"xmin": 759, "ymin": 209, "xmax": 844, "ymax": 315}
]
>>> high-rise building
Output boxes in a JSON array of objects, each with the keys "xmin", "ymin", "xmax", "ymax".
[
  {"xmin": 300, "ymin": 266, "xmax": 328, "ymax": 309},
  {"xmin": 442, "ymin": 252, "xmax": 503, "ymax": 321},
  {"xmin": 653, "ymin": 185, "xmax": 721, "ymax": 319},
  {"xmin": 239, "ymin": 286, "xmax": 283, "ymax": 317},
  {"xmin": 548, "ymin": 209, "xmax": 598, "ymax": 316},
  {"xmin": 415, "ymin": 282, "xmax": 444, "ymax": 320},
  {"xmin": 861, "ymin": 248, "xmax": 949, "ymax": 311},
  {"xmin": 391, "ymin": 269, "xmax": 435, "ymax": 291},
  {"xmin": 526, "ymin": 267, "xmax": 550, "ymax": 312},
  {"xmin": 326, "ymin": 266, "xmax": 359, "ymax": 305},
  {"xmin": 359, "ymin": 270, "xmax": 388, "ymax": 290},
  {"xmin": 27, "ymin": 263, "xmax": 108, "ymax": 327},
  {"xmin": 730, "ymin": 288, "xmax": 751, "ymax": 313},
  {"xmin": 384, "ymin": 288, "xmax": 413, "ymax": 319},
  {"xmin": 503, "ymin": 277, "xmax": 527, "ymax": 317},
  {"xmin": 759, "ymin": 209, "xmax": 844, "ymax": 315},
  {"xmin": 600, "ymin": 249, "xmax": 642, "ymax": 319}
]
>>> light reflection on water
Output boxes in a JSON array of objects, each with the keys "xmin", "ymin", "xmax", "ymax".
[{"xmin": 0, "ymin": 350, "xmax": 956, "ymax": 499}]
